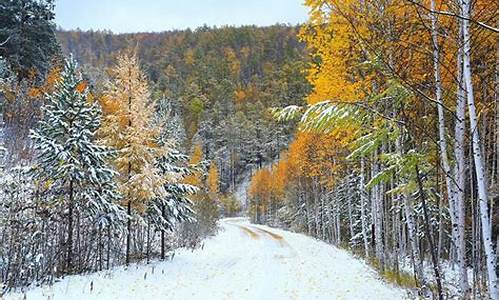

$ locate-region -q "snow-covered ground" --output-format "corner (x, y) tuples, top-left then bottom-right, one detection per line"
(234, 170), (251, 210)
(5, 218), (408, 300)
(399, 257), (475, 299)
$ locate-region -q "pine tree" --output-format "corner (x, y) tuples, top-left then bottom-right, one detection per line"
(30, 55), (124, 272)
(0, 0), (60, 80)
(150, 97), (197, 259)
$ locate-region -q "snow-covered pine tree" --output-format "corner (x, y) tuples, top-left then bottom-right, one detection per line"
(148, 98), (198, 259)
(30, 55), (125, 272)
(152, 143), (197, 258)
(154, 97), (187, 147)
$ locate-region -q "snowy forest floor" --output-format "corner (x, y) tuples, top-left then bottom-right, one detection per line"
(5, 218), (408, 300)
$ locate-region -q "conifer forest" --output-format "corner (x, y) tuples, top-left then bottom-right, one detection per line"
(0, 0), (498, 299)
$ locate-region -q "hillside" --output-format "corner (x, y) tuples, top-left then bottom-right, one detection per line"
(56, 26), (311, 192)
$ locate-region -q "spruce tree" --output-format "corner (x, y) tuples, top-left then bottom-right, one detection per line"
(30, 56), (124, 272)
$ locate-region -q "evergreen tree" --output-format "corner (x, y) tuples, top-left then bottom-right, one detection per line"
(0, 0), (60, 80)
(150, 97), (198, 259)
(30, 56), (124, 272)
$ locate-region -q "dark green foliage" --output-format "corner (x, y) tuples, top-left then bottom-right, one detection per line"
(0, 0), (60, 80)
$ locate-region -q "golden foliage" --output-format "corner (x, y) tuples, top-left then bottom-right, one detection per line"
(184, 48), (195, 66)
(27, 65), (62, 99)
(75, 81), (87, 93)
(184, 144), (204, 188)
(98, 51), (163, 212)
(207, 161), (219, 195)
(234, 88), (246, 103)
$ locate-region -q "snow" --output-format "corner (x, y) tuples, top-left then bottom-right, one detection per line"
(5, 218), (408, 300)
(399, 257), (475, 299)
(235, 172), (251, 210)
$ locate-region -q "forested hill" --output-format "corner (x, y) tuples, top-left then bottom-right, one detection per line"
(56, 26), (311, 192)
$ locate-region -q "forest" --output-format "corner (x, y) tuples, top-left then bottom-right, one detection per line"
(0, 0), (498, 299)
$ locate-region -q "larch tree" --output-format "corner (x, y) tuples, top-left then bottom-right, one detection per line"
(99, 52), (165, 265)
(207, 161), (219, 196)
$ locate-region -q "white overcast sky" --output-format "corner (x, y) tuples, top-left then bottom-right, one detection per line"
(55, 0), (310, 33)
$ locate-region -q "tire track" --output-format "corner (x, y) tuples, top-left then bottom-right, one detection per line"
(225, 221), (260, 239)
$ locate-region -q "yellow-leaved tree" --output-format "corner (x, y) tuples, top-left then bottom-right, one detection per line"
(207, 161), (219, 196)
(99, 51), (165, 265)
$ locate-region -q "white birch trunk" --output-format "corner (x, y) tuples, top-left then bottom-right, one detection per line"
(347, 190), (355, 241)
(460, 1), (498, 298)
(372, 152), (384, 269)
(429, 0), (461, 268)
(453, 20), (469, 296)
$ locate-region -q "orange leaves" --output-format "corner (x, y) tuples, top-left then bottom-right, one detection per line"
(99, 52), (163, 208)
(287, 131), (351, 188)
(207, 161), (219, 195)
(27, 87), (42, 99)
(240, 46), (250, 60)
(249, 167), (273, 206)
(299, 0), (365, 104)
(248, 154), (288, 205)
(46, 66), (61, 87)
(248, 130), (351, 205)
(189, 144), (203, 165)
(224, 47), (241, 77)
(27, 65), (62, 99)
(184, 144), (203, 188)
(234, 89), (246, 103)
(271, 158), (289, 200)
(75, 81), (87, 93)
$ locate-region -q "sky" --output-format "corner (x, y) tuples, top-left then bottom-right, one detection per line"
(55, 0), (310, 33)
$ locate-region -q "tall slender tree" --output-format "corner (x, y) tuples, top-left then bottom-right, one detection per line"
(99, 52), (164, 265)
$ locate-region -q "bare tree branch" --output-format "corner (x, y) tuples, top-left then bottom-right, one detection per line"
(0, 36), (10, 47)
(404, 0), (499, 33)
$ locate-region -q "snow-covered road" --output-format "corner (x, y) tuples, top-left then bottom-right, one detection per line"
(6, 218), (407, 300)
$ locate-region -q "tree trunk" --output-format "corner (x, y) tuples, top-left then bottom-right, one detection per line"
(372, 152), (384, 271)
(67, 179), (74, 273)
(107, 225), (111, 269)
(429, 0), (462, 269)
(146, 220), (151, 264)
(161, 205), (165, 260)
(404, 192), (429, 294)
(126, 199), (131, 265)
(453, 20), (469, 296)
(415, 164), (444, 300)
(460, 1), (498, 298)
